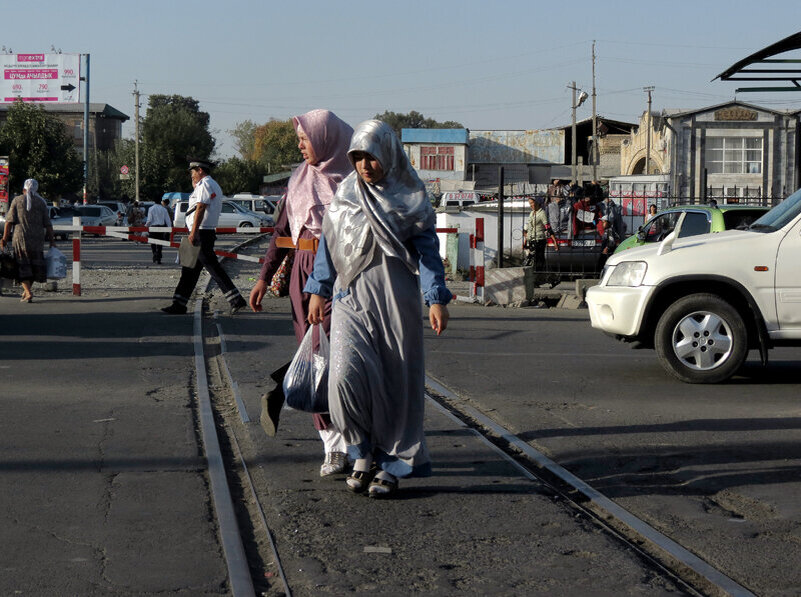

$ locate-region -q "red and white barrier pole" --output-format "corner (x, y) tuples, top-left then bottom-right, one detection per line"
(71, 216), (81, 296)
(473, 218), (485, 303)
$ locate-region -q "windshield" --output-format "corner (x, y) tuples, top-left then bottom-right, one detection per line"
(749, 187), (801, 232)
(77, 207), (101, 217)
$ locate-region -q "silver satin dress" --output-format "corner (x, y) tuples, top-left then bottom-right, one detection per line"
(328, 249), (431, 478)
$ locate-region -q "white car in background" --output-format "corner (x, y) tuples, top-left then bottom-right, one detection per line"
(173, 199), (273, 229)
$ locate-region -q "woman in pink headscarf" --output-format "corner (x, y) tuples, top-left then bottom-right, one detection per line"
(249, 109), (354, 476)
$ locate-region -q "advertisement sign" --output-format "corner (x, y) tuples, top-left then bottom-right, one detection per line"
(0, 156), (9, 206)
(1, 53), (80, 103)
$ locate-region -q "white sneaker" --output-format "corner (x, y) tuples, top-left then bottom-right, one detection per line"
(320, 452), (348, 477)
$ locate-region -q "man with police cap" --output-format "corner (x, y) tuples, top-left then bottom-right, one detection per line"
(161, 158), (247, 315)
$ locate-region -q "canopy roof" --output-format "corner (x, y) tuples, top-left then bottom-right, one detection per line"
(715, 31), (801, 92)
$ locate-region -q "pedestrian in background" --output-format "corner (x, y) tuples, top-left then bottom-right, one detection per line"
(249, 109), (354, 477)
(161, 159), (247, 315)
(146, 198), (172, 264)
(523, 197), (558, 285)
(1, 179), (55, 302)
(306, 120), (452, 498)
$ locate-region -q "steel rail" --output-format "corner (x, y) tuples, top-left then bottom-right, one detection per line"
(425, 375), (757, 597)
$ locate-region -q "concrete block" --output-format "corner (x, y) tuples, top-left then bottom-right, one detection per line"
(575, 278), (600, 300)
(557, 294), (584, 309)
(484, 267), (533, 305)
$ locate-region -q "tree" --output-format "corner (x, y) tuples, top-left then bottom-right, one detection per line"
(0, 100), (83, 199)
(373, 110), (463, 138)
(252, 119), (301, 173)
(230, 120), (258, 160)
(213, 157), (267, 195)
(142, 94), (215, 192)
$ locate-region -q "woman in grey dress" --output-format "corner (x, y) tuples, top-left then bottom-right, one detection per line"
(1, 179), (55, 302)
(306, 120), (451, 498)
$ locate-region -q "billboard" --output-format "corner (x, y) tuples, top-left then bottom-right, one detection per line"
(1, 53), (80, 103)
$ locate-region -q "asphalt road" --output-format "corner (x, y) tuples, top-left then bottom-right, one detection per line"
(2, 236), (799, 595)
(422, 305), (801, 596)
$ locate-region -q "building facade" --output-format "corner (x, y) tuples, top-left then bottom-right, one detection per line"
(0, 102), (129, 153)
(662, 101), (799, 202)
(402, 128), (469, 194)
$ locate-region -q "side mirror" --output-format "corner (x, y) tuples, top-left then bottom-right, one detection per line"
(636, 227), (646, 241)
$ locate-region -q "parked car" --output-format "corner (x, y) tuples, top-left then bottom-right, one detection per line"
(541, 231), (605, 282)
(173, 200), (273, 228)
(49, 205), (116, 238)
(230, 193), (280, 215)
(97, 201), (127, 225)
(586, 187), (801, 384)
(615, 204), (769, 253)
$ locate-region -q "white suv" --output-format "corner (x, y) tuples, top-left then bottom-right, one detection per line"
(587, 188), (801, 383)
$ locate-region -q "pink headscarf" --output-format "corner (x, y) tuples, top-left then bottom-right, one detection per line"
(286, 109), (354, 243)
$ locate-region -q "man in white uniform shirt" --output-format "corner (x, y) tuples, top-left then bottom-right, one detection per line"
(145, 198), (172, 264)
(161, 159), (246, 314)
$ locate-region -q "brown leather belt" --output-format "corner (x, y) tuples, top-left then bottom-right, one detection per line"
(275, 236), (318, 252)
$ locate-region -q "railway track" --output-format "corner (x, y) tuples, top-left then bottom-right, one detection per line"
(192, 291), (756, 596)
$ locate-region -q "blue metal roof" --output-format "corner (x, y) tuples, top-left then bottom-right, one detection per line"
(401, 128), (468, 144)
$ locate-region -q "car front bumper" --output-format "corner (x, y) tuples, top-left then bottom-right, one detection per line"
(586, 284), (654, 337)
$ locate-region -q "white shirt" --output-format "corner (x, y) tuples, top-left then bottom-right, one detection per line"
(187, 176), (223, 230)
(145, 203), (172, 227)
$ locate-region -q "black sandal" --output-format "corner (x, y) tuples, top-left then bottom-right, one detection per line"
(346, 469), (375, 493)
(368, 476), (398, 498)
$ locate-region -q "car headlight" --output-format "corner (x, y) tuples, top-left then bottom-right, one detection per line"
(606, 261), (647, 287)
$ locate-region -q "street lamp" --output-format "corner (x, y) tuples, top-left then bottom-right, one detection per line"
(568, 82), (588, 184)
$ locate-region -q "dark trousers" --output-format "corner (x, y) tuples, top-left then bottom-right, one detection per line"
(171, 230), (243, 307)
(150, 231), (169, 263)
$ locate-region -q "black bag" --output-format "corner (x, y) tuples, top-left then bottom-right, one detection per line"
(0, 250), (17, 280)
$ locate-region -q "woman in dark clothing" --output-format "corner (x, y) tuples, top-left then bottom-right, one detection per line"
(248, 109), (354, 477)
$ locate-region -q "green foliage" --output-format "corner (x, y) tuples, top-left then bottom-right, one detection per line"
(230, 120), (258, 160)
(373, 110), (464, 138)
(142, 94), (215, 192)
(252, 119), (301, 172)
(213, 157), (266, 195)
(0, 100), (83, 198)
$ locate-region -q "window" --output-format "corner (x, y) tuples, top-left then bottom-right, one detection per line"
(420, 146), (455, 171)
(705, 137), (762, 174)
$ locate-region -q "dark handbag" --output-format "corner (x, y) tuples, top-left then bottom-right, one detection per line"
(0, 250), (17, 280)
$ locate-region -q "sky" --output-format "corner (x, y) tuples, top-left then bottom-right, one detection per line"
(3, 0), (800, 160)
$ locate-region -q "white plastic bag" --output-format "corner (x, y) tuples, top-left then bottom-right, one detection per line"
(283, 324), (329, 413)
(46, 247), (67, 279)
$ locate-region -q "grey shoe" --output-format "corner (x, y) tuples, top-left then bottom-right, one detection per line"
(320, 451), (348, 477)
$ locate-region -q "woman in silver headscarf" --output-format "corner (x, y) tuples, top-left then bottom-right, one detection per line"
(306, 120), (451, 498)
(1, 179), (55, 302)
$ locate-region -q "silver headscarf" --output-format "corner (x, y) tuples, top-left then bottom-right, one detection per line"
(322, 120), (435, 289)
(23, 178), (46, 211)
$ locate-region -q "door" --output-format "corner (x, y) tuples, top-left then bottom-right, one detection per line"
(775, 220), (801, 330)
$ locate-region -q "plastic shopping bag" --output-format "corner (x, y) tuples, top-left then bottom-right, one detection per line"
(45, 247), (67, 279)
(283, 324), (329, 413)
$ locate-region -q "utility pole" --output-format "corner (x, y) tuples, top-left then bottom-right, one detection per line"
(570, 81), (577, 184)
(82, 54), (90, 204)
(591, 40), (599, 182)
(133, 81), (140, 202)
(568, 82), (588, 185)
(644, 86), (654, 175)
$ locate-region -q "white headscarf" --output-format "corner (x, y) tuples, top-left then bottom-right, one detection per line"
(322, 120), (435, 288)
(23, 179), (46, 211)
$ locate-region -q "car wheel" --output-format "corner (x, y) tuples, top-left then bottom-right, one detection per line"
(239, 221), (253, 228)
(654, 293), (748, 384)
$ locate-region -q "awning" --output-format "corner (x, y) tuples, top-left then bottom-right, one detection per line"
(714, 31), (801, 92)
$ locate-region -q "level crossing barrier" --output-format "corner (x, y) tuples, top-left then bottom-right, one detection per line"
(53, 218), (486, 300)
